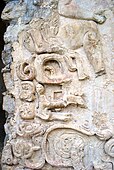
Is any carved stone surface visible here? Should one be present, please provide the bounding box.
[1,0,114,169]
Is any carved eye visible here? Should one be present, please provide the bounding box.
[43,59,61,78]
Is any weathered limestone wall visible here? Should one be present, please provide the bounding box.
[1,0,114,169]
[0,1,7,167]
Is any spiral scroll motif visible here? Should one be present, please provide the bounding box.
[17,62,35,80]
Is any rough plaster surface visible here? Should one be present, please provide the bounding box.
[1,0,114,169]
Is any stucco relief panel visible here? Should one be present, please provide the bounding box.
[1,0,114,169]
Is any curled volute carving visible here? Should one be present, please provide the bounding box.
[16,62,35,81]
[104,139,114,158]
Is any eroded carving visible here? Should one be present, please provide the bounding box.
[17,121,45,137]
[19,81,35,101]
[93,162,113,170]
[57,20,105,76]
[12,139,39,159]
[58,0,107,24]
[65,52,90,80]
[83,29,105,74]
[21,13,60,54]
[19,102,35,120]
[1,142,14,166]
